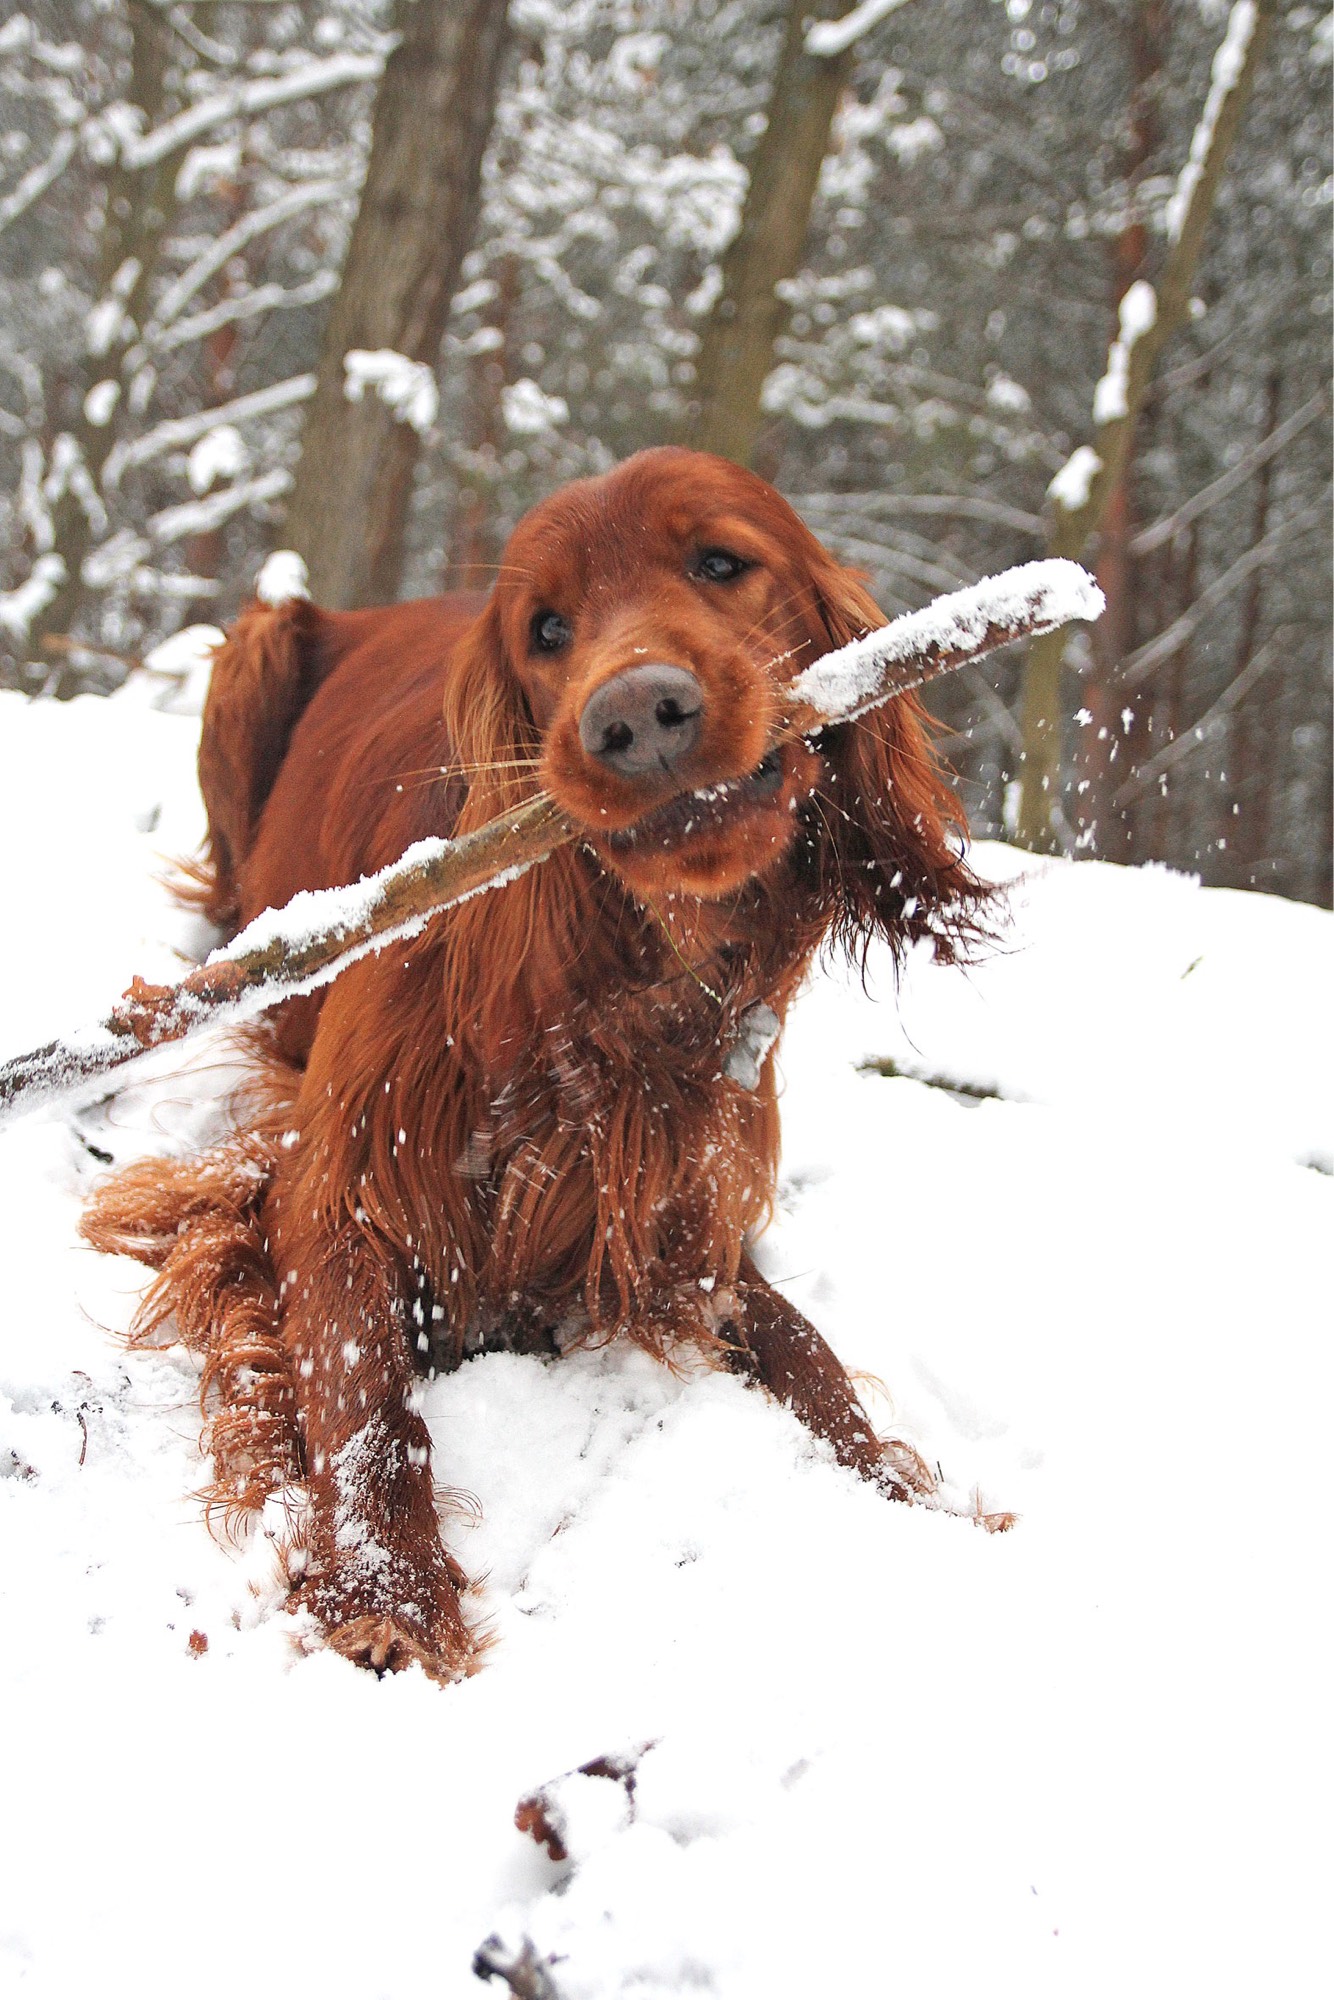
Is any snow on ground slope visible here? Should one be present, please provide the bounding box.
[0,684,1329,1999]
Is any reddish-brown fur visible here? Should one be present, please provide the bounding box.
[84,448,989,1682]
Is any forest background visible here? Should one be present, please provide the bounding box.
[1,0,1329,907]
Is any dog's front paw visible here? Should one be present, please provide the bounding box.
[324,1611,475,1685]
[295,1550,479,1685]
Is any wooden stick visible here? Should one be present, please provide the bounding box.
[0,559,1101,1129]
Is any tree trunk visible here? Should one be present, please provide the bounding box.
[686,0,857,468]
[1226,368,1282,879]
[30,0,183,668]
[1073,0,1166,861]
[1013,0,1275,853]
[445,254,519,590]
[281,0,510,609]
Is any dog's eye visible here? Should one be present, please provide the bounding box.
[530,610,571,653]
[694,548,750,583]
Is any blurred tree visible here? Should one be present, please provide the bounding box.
[1013,0,1276,853]
[1,0,1328,903]
[0,0,385,688]
[281,0,511,606]
[687,0,860,466]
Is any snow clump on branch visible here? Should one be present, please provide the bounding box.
[343,350,440,436]
[255,551,309,607]
[1092,281,1157,425]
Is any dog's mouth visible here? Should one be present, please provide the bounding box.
[603,747,786,855]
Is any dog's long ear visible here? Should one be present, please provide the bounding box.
[440,597,540,834]
[807,558,992,968]
[196,595,335,928]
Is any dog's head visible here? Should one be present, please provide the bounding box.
[446,447,984,956]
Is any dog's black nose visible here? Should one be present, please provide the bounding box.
[579,664,703,778]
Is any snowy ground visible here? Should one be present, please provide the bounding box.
[1,680,1329,1999]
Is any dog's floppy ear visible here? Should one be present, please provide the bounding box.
[440,596,540,834]
[807,558,991,967]
[196,594,335,928]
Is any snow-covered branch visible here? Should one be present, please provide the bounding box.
[1163,0,1260,245]
[0,561,1102,1127]
[1015,0,1276,849]
[103,374,316,486]
[787,560,1103,727]
[147,469,292,548]
[0,128,77,238]
[146,179,349,338]
[156,272,339,354]
[805,0,916,59]
[119,51,382,173]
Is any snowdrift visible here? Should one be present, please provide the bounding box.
[1,682,1329,1998]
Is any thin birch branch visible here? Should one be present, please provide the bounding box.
[119,51,383,172]
[145,180,349,340]
[103,374,317,488]
[0,560,1101,1129]
[1118,500,1325,686]
[1128,392,1327,555]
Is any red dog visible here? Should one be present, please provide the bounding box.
[85,448,988,1681]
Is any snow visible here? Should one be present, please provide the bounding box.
[82,378,120,428]
[1164,1,1259,245]
[104,373,316,487]
[0,550,64,641]
[186,424,248,495]
[791,558,1104,721]
[0,691,1329,1998]
[343,348,441,436]
[501,376,571,435]
[1092,280,1157,425]
[805,0,916,60]
[140,624,224,716]
[254,548,309,606]
[1047,443,1102,513]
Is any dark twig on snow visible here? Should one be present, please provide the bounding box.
[471,1936,567,2000]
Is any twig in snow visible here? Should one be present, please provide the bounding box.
[471,1937,567,1999]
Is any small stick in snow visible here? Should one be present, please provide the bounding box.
[0,559,1102,1130]
[471,1936,566,2000]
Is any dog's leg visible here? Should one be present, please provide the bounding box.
[732,1255,934,1503]
[279,1224,476,1682]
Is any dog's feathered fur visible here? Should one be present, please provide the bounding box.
[84,449,990,1680]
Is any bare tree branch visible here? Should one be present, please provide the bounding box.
[1118,500,1326,687]
[1130,392,1328,555]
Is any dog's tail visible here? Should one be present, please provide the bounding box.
[81,1114,302,1530]
[189,595,340,932]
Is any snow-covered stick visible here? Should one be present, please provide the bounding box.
[0,560,1101,1129]
[0,795,571,1131]
[783,558,1103,733]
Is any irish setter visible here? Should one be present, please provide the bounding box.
[84,447,988,1682]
